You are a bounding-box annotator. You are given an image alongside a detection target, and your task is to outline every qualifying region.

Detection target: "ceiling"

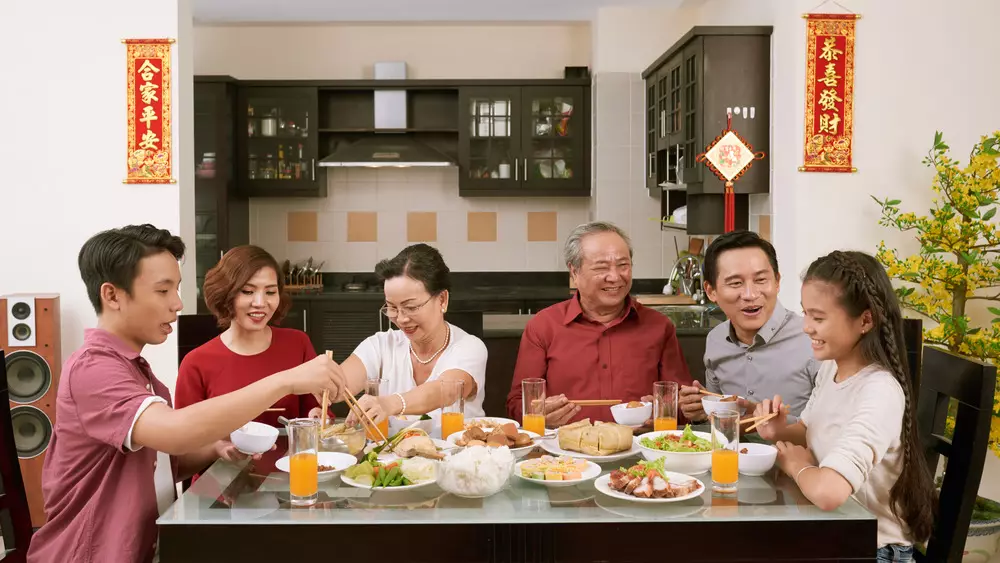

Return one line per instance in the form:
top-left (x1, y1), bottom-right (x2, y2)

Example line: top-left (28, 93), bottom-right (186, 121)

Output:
top-left (193, 0), bottom-right (684, 24)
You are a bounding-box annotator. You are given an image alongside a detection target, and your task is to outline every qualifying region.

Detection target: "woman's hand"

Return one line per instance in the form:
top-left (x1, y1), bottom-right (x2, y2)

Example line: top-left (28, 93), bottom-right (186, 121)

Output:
top-left (753, 395), bottom-right (789, 441)
top-left (345, 394), bottom-right (396, 426)
top-left (775, 441), bottom-right (818, 477)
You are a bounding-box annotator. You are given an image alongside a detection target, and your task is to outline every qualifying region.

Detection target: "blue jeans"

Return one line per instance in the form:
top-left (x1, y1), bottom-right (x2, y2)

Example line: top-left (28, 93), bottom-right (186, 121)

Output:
top-left (877, 544), bottom-right (913, 562)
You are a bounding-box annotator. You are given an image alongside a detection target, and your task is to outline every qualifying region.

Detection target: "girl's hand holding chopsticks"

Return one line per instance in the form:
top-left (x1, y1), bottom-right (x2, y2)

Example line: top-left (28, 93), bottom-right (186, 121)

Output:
top-left (747, 395), bottom-right (790, 439)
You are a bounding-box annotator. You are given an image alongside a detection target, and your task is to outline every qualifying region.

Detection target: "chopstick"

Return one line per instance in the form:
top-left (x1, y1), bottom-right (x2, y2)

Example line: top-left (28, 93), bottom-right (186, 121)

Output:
top-left (745, 412), bottom-right (777, 433)
top-left (698, 388), bottom-right (725, 398)
top-left (343, 388), bottom-right (388, 443)
top-left (738, 413), bottom-right (770, 425)
top-left (567, 399), bottom-right (622, 406)
top-left (264, 408), bottom-right (285, 413)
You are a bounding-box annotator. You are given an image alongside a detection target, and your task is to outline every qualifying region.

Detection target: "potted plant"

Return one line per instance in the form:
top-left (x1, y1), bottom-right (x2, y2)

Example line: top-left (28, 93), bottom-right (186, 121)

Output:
top-left (873, 130), bottom-right (1000, 561)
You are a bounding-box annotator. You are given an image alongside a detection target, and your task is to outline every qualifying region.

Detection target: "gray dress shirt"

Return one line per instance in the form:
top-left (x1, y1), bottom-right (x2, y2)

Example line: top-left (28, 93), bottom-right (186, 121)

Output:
top-left (703, 301), bottom-right (819, 420)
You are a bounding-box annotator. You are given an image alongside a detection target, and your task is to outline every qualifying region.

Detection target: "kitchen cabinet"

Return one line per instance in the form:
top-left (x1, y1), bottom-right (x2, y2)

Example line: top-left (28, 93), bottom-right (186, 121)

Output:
top-left (306, 301), bottom-right (381, 363)
top-left (643, 27), bottom-right (772, 234)
top-left (235, 86), bottom-right (326, 198)
top-left (458, 85), bottom-right (590, 197)
top-left (193, 76), bottom-right (249, 313)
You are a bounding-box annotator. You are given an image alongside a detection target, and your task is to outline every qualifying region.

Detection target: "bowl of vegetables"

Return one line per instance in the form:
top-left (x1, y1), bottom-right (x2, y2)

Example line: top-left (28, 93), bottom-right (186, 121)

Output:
top-left (635, 426), bottom-right (714, 475)
top-left (341, 456), bottom-right (438, 490)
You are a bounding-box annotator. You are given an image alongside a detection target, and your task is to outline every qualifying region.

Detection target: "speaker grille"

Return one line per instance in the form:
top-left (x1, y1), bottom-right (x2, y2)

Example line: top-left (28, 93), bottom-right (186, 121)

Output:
top-left (11, 406), bottom-right (53, 459)
top-left (5, 350), bottom-right (52, 403)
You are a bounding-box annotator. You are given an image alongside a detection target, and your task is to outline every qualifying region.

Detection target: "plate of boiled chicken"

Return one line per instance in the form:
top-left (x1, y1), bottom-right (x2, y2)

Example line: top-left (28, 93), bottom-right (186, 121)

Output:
top-left (593, 459), bottom-right (704, 503)
top-left (447, 423), bottom-right (540, 459)
top-left (538, 418), bottom-right (641, 463)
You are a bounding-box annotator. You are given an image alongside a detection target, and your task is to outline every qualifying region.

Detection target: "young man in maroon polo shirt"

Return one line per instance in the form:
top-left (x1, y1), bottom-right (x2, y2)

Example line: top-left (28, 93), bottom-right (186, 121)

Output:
top-left (506, 221), bottom-right (692, 427)
top-left (27, 224), bottom-right (346, 563)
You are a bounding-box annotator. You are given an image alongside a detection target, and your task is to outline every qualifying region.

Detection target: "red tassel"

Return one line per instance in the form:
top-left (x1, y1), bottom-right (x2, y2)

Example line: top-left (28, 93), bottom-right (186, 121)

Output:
top-left (724, 182), bottom-right (735, 232)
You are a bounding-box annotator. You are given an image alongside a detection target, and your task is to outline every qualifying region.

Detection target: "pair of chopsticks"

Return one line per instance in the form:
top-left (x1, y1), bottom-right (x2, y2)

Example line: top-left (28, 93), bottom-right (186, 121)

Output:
top-left (568, 399), bottom-right (621, 407)
top-left (739, 405), bottom-right (790, 433)
top-left (698, 388), bottom-right (725, 398)
top-left (323, 350), bottom-right (389, 443)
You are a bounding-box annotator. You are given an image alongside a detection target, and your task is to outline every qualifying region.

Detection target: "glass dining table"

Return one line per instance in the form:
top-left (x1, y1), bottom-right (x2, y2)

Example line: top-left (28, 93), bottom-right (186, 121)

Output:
top-left (157, 435), bottom-right (877, 563)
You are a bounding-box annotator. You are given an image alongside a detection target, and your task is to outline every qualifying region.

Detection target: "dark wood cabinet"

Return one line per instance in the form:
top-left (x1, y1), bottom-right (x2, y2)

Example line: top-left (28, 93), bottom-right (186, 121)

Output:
top-left (235, 87), bottom-right (326, 198)
top-left (193, 76), bottom-right (249, 313)
top-left (307, 301), bottom-right (381, 363)
top-left (459, 85), bottom-right (590, 197)
top-left (643, 27), bottom-right (772, 235)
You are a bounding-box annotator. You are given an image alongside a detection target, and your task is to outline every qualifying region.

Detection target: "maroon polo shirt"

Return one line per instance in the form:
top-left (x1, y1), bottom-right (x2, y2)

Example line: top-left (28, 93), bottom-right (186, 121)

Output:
top-left (28, 329), bottom-right (178, 563)
top-left (506, 294), bottom-right (692, 425)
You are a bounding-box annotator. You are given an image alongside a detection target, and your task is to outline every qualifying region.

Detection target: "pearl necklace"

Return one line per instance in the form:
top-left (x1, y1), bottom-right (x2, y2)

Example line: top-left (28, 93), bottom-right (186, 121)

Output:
top-left (410, 324), bottom-right (450, 365)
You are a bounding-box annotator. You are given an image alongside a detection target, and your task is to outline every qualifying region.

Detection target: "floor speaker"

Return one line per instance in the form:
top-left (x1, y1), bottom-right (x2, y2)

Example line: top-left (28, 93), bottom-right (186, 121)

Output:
top-left (0, 294), bottom-right (60, 528)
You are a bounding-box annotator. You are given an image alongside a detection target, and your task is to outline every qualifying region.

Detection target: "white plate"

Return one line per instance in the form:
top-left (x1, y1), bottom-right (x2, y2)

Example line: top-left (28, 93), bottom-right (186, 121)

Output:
top-left (340, 473), bottom-right (437, 492)
top-left (366, 438), bottom-right (455, 462)
top-left (514, 459), bottom-right (602, 488)
top-left (274, 452), bottom-right (357, 482)
top-left (446, 430), bottom-right (540, 458)
top-left (464, 417), bottom-right (520, 430)
top-left (594, 489), bottom-right (705, 519)
top-left (538, 436), bottom-right (641, 463)
top-left (593, 472), bottom-right (705, 503)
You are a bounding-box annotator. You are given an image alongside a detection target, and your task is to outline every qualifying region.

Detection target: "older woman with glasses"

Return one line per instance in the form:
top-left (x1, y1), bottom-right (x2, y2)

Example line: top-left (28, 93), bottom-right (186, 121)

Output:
top-left (314, 244), bottom-right (487, 432)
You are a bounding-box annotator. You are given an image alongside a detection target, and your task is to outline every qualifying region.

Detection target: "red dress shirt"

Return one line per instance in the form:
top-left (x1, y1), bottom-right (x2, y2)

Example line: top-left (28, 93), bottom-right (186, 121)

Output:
top-left (506, 295), bottom-right (692, 425)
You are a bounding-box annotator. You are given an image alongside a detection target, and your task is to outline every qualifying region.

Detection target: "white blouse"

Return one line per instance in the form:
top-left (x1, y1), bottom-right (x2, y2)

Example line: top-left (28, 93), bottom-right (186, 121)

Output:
top-left (352, 323), bottom-right (488, 426)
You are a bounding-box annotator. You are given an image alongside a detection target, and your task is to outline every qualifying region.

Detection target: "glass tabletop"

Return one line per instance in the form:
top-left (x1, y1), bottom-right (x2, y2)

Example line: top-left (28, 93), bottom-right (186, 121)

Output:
top-left (159, 438), bottom-right (874, 527)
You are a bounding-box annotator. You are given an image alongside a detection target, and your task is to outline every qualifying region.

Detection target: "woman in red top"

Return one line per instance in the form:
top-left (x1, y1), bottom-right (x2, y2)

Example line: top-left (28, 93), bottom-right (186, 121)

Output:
top-left (176, 245), bottom-right (320, 428)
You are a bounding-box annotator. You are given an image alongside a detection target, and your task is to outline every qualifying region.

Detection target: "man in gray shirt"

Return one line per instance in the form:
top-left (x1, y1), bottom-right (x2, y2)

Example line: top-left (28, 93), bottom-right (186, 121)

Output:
top-left (679, 231), bottom-right (818, 423)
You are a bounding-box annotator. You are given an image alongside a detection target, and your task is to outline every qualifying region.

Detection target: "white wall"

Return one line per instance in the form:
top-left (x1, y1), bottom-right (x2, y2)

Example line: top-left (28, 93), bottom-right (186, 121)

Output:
top-left (194, 23), bottom-right (591, 79)
top-left (0, 0), bottom-right (195, 392)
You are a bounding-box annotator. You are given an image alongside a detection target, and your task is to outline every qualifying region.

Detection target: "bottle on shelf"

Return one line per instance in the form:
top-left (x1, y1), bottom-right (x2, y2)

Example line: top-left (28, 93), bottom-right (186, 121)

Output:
top-left (262, 154), bottom-right (275, 179)
top-left (294, 144), bottom-right (304, 180)
top-left (278, 145), bottom-right (286, 180)
top-left (248, 154), bottom-right (258, 180)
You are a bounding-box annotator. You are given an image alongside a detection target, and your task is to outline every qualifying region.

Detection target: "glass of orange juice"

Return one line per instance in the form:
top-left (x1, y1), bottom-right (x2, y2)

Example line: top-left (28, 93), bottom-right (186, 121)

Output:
top-left (440, 379), bottom-right (465, 440)
top-left (710, 410), bottom-right (739, 495)
top-left (521, 378), bottom-right (546, 436)
top-left (653, 381), bottom-right (678, 431)
top-left (287, 418), bottom-right (319, 506)
top-left (365, 378), bottom-right (390, 441)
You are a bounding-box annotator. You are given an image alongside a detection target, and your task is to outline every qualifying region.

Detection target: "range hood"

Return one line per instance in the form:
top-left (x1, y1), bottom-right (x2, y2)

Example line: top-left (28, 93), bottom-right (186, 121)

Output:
top-left (318, 62), bottom-right (455, 168)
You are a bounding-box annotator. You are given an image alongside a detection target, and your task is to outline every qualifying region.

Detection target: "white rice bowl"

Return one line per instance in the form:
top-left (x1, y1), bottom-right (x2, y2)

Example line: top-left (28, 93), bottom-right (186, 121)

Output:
top-left (437, 445), bottom-right (514, 498)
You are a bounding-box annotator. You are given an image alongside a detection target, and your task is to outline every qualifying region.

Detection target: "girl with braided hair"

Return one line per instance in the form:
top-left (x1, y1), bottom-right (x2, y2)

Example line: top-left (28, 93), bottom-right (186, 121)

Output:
top-left (753, 250), bottom-right (934, 562)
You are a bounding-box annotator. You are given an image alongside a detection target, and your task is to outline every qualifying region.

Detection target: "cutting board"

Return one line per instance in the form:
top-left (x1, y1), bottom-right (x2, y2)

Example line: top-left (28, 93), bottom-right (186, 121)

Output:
top-left (635, 294), bottom-right (696, 306)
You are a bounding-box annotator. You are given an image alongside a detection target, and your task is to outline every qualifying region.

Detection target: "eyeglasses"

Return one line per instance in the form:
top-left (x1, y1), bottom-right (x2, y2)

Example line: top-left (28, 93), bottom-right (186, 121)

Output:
top-left (381, 296), bottom-right (435, 319)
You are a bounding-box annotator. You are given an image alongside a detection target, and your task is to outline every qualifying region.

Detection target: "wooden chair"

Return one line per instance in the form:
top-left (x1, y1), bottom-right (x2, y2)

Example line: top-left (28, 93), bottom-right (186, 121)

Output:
top-left (915, 346), bottom-right (997, 562)
top-left (903, 318), bottom-right (923, 392)
top-left (0, 350), bottom-right (36, 562)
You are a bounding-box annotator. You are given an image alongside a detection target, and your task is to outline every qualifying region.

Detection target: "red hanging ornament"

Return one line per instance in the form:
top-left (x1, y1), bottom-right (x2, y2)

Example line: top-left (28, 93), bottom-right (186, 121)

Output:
top-left (695, 112), bottom-right (766, 233)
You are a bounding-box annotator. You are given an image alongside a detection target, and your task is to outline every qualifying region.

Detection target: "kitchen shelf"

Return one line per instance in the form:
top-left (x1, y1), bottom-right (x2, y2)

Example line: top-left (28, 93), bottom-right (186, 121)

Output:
top-left (318, 128), bottom-right (458, 134)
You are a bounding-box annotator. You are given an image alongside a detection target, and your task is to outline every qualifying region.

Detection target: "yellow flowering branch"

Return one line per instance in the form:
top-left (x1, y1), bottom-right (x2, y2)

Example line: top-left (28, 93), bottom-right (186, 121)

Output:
top-left (872, 130), bottom-right (1000, 457)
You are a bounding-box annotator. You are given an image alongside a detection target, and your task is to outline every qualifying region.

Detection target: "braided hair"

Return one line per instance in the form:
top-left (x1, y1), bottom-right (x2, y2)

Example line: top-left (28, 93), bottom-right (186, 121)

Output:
top-left (804, 250), bottom-right (934, 543)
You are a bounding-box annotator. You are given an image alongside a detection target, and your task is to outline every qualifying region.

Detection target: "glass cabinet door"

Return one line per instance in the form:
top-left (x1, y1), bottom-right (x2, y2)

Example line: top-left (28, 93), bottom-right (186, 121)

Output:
top-left (520, 86), bottom-right (586, 192)
top-left (238, 87), bottom-right (319, 196)
top-left (458, 87), bottom-right (521, 192)
top-left (194, 80), bottom-right (228, 312)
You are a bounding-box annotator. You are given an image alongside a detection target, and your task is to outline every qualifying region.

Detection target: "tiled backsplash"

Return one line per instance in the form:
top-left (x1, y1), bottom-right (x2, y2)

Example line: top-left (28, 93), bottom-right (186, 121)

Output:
top-left (249, 167), bottom-right (592, 272)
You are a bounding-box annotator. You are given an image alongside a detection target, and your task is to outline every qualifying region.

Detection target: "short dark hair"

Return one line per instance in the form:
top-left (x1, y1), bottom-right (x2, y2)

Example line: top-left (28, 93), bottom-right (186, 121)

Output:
top-left (78, 224), bottom-right (185, 314)
top-left (202, 245), bottom-right (292, 328)
top-left (703, 230), bottom-right (779, 287)
top-left (375, 244), bottom-right (451, 295)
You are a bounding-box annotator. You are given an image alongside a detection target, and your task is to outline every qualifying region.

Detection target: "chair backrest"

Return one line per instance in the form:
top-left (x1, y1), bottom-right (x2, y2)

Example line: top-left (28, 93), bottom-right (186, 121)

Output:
top-left (916, 346), bottom-right (996, 562)
top-left (0, 350), bottom-right (36, 562)
top-left (902, 318), bottom-right (923, 391)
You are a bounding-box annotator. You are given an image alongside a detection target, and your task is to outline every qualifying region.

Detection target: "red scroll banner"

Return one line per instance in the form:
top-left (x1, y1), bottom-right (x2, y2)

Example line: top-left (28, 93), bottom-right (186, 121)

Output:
top-left (800, 14), bottom-right (858, 173)
top-left (124, 38), bottom-right (175, 184)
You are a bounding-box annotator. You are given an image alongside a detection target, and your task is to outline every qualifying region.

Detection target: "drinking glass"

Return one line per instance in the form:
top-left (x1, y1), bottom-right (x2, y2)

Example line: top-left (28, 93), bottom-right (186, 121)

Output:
top-left (521, 378), bottom-right (546, 435)
top-left (440, 380), bottom-right (465, 440)
top-left (653, 381), bottom-right (678, 431)
top-left (365, 378), bottom-right (389, 441)
top-left (287, 418), bottom-right (319, 506)
top-left (711, 410), bottom-right (740, 495)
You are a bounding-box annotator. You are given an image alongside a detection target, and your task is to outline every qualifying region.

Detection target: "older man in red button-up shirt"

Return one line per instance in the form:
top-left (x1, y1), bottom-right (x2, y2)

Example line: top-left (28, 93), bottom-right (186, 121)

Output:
top-left (507, 221), bottom-right (692, 428)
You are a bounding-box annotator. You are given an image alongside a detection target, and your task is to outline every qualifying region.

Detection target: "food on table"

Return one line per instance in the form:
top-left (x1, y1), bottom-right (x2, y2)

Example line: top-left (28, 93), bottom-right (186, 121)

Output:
top-left (317, 464), bottom-right (337, 472)
top-left (520, 455), bottom-right (589, 481)
top-left (320, 422), bottom-right (366, 455)
top-left (719, 395), bottom-right (738, 403)
top-left (455, 423), bottom-right (533, 449)
top-left (639, 425), bottom-right (712, 453)
top-left (624, 401), bottom-right (645, 409)
top-left (437, 445), bottom-right (514, 497)
top-left (740, 448), bottom-right (749, 454)
top-left (393, 434), bottom-right (445, 460)
top-left (344, 457), bottom-right (436, 488)
top-left (607, 458), bottom-right (701, 499)
top-left (464, 418), bottom-right (511, 432)
top-left (557, 419), bottom-right (633, 456)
